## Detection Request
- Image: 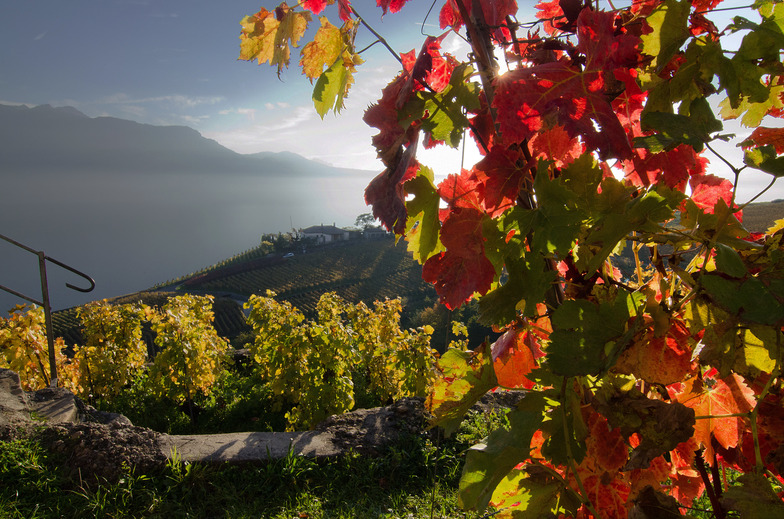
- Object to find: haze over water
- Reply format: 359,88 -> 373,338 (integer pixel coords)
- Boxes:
0,168 -> 371,314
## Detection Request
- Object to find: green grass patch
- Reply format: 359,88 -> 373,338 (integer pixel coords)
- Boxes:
1,406 -> 511,519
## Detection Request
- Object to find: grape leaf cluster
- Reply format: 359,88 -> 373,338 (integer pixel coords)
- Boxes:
240,0 -> 784,517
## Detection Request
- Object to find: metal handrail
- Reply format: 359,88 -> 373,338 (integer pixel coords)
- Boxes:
0,233 -> 95,386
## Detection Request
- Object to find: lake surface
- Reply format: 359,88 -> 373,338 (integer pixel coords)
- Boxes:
0,169 -> 373,313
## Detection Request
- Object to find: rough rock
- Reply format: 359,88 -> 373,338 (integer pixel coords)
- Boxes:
27,386 -> 79,423
0,369 -> 29,427
37,422 -> 167,485
0,368 -> 155,484
314,397 -> 429,455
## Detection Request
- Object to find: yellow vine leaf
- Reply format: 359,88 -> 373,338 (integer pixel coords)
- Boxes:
300,17 -> 343,81
239,3 -> 311,77
719,84 -> 784,128
768,218 -> 784,234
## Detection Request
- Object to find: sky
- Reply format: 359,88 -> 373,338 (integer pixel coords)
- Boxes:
1,0 -> 782,197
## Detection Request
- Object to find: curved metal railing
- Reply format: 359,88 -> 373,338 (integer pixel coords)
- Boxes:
0,233 -> 94,386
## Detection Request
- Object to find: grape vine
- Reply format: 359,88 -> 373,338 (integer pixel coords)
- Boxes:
0,304 -> 78,391
74,300 -> 150,403
239,0 -> 784,517
245,291 -> 437,430
148,294 -> 230,424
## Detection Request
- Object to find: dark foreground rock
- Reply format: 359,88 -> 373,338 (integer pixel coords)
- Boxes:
36,422 -> 167,484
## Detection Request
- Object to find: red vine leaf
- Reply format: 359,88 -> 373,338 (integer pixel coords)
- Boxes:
376,0 -> 411,15
490,327 -> 542,389
623,144 -> 707,190
614,319 -> 696,385
337,0 -> 352,21
364,143 -> 419,233
422,207 -> 495,309
528,125 -> 583,167
439,0 -> 517,42
363,74 -> 419,163
535,0 -> 568,35
689,173 -> 735,214
742,126 -> 784,154
671,373 -> 756,463
692,0 -> 725,11
582,411 -> 629,474
398,34 -> 454,102
472,145 -> 527,217
438,170 -> 482,210
302,0 -> 328,14
576,475 -> 630,519
629,455 -> 671,501
493,10 -> 636,160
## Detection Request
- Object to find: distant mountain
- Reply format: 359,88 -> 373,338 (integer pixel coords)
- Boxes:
0,104 -> 239,172
0,103 -> 368,177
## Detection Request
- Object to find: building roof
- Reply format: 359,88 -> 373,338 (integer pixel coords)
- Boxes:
300,225 -> 347,235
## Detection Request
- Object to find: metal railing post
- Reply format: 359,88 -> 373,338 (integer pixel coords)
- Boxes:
0,233 -> 95,387
37,251 -> 58,386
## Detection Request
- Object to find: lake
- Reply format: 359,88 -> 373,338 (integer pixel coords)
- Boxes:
0,168 -> 373,314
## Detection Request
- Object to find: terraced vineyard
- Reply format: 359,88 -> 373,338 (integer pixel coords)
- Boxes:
52,239 -> 438,349
52,292 -> 250,352
179,239 -> 434,316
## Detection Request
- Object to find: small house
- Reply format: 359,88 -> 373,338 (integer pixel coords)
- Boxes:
300,224 -> 350,244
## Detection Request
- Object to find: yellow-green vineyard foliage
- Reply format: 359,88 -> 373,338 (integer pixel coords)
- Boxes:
4,292 -> 440,431
247,291 -> 438,430
75,300 -> 151,402
148,294 -> 230,406
0,304 -> 78,391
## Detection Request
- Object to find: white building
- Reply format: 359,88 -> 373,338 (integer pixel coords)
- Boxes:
300,224 -> 350,244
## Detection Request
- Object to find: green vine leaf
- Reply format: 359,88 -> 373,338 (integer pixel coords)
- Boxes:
743,145 -> 784,176
489,466 -> 576,518
721,473 -> 784,518
425,345 -> 497,436
459,392 -> 548,510
639,0 -> 691,74
478,253 -> 556,326
404,166 -> 444,263
416,63 -> 480,148
546,291 -> 643,377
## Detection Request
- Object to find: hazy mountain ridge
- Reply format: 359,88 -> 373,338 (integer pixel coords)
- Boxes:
0,103 -> 366,177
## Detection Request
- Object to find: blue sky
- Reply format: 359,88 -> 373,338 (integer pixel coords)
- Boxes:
1,0 -> 780,202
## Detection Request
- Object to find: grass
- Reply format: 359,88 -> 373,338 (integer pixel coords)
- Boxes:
0,408 -> 508,519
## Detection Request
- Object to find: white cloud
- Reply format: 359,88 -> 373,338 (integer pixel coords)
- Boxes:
115,104 -> 148,120
95,93 -> 225,108
181,114 -> 210,125
0,100 -> 33,107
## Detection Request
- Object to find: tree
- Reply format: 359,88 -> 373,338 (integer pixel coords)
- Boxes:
354,213 -> 377,229
239,1 -> 784,517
